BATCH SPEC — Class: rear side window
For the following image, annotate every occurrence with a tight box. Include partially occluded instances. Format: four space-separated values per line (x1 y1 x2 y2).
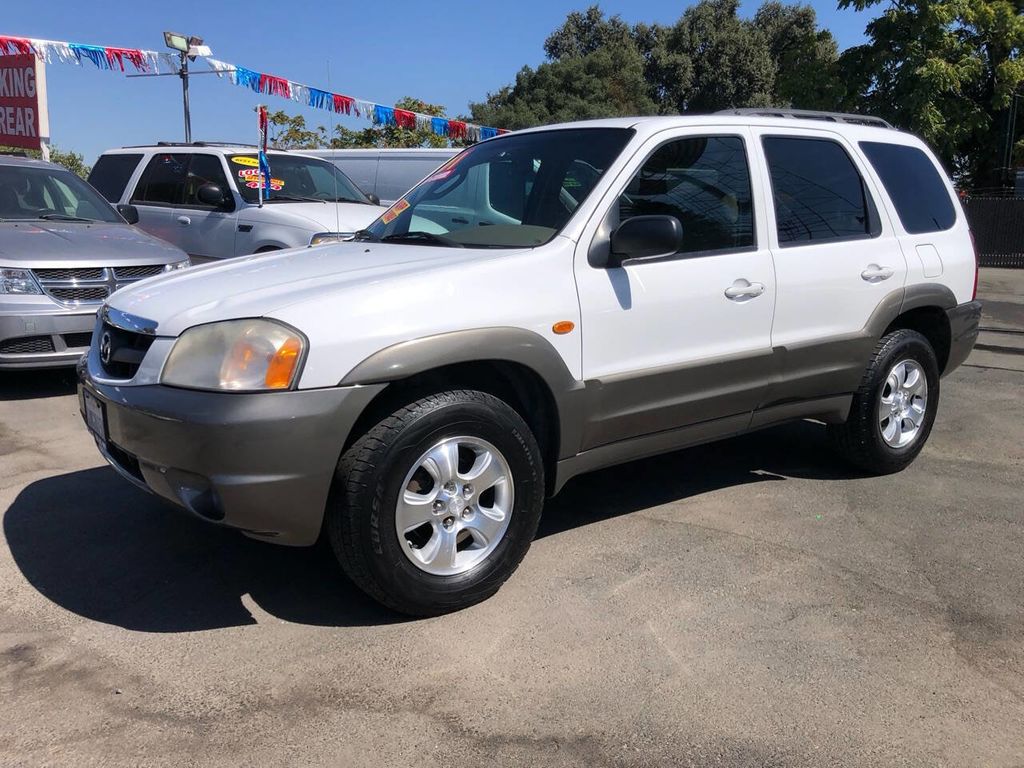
859 141 956 233
619 135 755 255
132 153 188 205
87 153 142 202
763 137 878 245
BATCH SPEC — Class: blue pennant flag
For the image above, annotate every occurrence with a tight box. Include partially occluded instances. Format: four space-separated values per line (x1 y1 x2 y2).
234 66 261 92
258 151 272 191
69 44 109 70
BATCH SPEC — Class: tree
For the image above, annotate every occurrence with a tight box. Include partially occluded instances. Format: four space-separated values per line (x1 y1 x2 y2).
753 2 842 110
0 145 90 178
836 0 1024 186
266 111 322 149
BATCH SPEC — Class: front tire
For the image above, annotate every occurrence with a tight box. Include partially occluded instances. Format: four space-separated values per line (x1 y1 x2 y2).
828 329 940 474
326 390 544 616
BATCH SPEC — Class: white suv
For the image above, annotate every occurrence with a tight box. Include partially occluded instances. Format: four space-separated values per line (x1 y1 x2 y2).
78 111 982 615
88 143 385 260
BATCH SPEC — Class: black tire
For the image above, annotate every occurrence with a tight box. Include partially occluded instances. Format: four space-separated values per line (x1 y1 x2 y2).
828 329 940 474
326 390 544 616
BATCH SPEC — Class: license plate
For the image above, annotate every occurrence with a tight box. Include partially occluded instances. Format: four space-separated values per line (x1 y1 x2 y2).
83 390 107 441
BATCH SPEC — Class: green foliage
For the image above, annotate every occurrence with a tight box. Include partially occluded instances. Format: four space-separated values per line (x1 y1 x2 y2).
469 1 839 128
836 0 1024 186
0 145 90 178
267 98 452 150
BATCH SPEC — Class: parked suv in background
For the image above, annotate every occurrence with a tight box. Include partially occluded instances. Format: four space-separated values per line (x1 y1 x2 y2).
0 154 188 369
79 111 981 615
88 143 386 261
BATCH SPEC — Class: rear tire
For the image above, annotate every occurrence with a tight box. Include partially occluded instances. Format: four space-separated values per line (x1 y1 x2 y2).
828 329 940 474
326 390 544 616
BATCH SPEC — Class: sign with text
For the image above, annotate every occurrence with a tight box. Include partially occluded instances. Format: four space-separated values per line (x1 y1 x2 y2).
0 54 48 150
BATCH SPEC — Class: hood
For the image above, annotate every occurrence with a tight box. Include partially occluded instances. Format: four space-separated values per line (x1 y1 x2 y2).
107 242 523 336
0 221 188 269
239 201 384 232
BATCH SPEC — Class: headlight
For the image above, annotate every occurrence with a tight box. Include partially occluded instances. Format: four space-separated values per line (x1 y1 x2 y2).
164 259 191 272
0 267 43 295
161 319 306 391
309 232 355 246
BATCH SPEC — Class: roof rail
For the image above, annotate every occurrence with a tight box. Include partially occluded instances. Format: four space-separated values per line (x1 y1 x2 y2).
717 108 894 129
120 141 270 149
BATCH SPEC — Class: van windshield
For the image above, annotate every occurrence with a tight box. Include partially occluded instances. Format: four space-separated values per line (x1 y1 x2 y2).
227 154 370 205
358 128 633 248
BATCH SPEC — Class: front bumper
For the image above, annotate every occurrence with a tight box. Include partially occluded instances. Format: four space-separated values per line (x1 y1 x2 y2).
944 300 983 375
0 299 97 369
78 359 384 546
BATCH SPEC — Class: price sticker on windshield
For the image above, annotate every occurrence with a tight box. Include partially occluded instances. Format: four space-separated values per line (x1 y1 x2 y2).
381 198 410 224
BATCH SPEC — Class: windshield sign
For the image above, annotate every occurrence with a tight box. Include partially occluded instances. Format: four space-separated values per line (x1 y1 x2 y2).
228 154 369 205
360 128 633 248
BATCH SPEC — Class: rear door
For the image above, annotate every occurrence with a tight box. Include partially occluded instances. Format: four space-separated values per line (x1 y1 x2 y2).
751 127 907 404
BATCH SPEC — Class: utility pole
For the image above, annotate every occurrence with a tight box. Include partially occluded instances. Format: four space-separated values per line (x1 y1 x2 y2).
180 51 191 143
163 32 208 144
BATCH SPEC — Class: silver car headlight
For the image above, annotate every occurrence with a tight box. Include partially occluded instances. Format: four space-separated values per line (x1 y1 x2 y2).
161 319 306 391
164 259 192 271
0 267 43 295
309 232 355 246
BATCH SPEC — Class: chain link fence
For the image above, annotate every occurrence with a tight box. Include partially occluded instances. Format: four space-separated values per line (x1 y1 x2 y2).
963 197 1024 268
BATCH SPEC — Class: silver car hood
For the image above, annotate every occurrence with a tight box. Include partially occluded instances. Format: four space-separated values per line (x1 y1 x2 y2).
0 221 187 269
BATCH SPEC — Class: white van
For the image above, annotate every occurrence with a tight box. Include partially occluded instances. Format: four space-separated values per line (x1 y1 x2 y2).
89 143 386 260
307 148 458 205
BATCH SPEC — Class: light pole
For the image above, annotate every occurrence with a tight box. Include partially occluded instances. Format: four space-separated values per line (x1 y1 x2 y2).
163 32 207 144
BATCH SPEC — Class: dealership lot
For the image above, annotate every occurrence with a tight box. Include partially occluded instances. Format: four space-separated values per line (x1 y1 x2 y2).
1 305 1022 766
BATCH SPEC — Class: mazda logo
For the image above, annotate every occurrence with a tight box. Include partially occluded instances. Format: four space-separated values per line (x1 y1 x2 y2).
99 332 112 365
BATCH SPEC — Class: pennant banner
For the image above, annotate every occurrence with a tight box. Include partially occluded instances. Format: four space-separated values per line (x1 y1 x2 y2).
0 34 506 143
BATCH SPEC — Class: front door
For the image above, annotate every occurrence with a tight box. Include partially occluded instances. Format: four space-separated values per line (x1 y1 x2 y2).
574 128 776 450
173 154 237 261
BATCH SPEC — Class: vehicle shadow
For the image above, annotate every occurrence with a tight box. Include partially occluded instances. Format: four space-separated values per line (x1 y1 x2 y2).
4 421 862 632
0 368 80 401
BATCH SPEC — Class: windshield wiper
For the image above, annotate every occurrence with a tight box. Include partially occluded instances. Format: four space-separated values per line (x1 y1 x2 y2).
380 231 464 248
264 194 325 204
37 213 99 222
326 196 374 205
352 229 380 242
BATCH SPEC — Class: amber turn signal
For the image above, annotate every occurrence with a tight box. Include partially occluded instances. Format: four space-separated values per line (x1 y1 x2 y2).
552 321 575 335
264 337 303 389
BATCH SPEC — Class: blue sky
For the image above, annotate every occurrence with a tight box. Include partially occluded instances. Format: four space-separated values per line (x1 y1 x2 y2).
4 0 876 164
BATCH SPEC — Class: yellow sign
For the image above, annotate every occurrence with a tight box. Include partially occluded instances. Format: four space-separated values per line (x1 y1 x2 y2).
231 156 259 167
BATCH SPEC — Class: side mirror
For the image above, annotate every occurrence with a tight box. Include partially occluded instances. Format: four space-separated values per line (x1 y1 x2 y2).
116 203 139 225
608 215 683 266
366 193 381 206
197 183 228 207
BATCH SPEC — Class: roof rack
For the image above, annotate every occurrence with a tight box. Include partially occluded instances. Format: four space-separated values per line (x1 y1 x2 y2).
717 108 894 129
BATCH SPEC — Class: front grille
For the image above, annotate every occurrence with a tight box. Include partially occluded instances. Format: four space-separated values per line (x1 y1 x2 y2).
62 332 93 349
31 264 173 306
98 321 156 379
33 267 105 281
0 335 56 354
48 286 110 303
113 265 165 280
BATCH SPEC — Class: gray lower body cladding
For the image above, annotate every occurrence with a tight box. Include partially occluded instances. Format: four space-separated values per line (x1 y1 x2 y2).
78 364 384 546
944 300 982 375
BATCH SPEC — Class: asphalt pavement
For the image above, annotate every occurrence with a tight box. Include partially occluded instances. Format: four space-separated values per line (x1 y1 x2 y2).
1 271 1022 767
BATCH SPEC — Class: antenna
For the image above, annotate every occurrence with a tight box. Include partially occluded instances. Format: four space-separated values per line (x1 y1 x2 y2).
326 59 340 237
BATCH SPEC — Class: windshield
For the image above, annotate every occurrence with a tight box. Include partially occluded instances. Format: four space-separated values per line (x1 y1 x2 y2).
360 128 633 248
0 164 122 223
228 154 369 205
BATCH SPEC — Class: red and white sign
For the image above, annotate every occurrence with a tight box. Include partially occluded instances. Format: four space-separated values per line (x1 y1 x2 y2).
0 54 48 150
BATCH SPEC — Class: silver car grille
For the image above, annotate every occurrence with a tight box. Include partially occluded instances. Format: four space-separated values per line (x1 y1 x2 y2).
31 265 168 306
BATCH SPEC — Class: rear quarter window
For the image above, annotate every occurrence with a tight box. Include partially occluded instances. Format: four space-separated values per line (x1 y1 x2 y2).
87 154 142 203
859 141 956 234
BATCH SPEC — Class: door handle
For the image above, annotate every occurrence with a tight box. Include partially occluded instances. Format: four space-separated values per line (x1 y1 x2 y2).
451 217 469 224
724 280 765 301
176 215 191 226
861 264 894 282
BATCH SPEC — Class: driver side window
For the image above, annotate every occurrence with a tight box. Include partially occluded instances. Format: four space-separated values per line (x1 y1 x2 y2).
619 135 755 255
